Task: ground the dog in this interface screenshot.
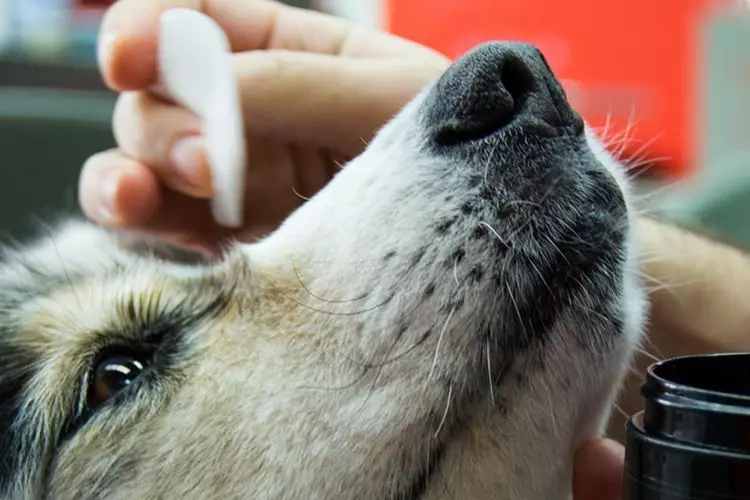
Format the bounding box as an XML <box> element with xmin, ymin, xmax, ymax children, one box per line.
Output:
<box><xmin>0</xmin><ymin>42</ymin><xmax>645</xmax><ymax>499</ymax></box>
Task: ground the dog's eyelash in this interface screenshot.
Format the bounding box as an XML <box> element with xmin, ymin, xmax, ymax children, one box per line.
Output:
<box><xmin>65</xmin><ymin>287</ymin><xmax>231</xmax><ymax>434</ymax></box>
<box><xmin>110</xmin><ymin>283</ymin><xmax>231</xmax><ymax>344</ymax></box>
<box><xmin>116</xmin><ymin>290</ymin><xmax>181</xmax><ymax>339</ymax></box>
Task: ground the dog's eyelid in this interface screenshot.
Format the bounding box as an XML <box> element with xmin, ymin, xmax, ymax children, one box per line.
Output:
<box><xmin>73</xmin><ymin>287</ymin><xmax>228</xmax><ymax>409</ymax></box>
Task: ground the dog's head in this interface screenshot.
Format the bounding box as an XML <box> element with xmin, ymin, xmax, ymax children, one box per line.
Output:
<box><xmin>0</xmin><ymin>42</ymin><xmax>645</xmax><ymax>499</ymax></box>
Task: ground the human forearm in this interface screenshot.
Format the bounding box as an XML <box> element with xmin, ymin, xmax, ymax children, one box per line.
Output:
<box><xmin>638</xmin><ymin>215</ymin><xmax>750</xmax><ymax>352</ymax></box>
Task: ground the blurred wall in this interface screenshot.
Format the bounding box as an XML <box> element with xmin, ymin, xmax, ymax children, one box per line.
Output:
<box><xmin>0</xmin><ymin>64</ymin><xmax>116</xmax><ymax>240</ymax></box>
<box><xmin>0</xmin><ymin>0</ymin><xmax>309</xmax><ymax>241</ymax></box>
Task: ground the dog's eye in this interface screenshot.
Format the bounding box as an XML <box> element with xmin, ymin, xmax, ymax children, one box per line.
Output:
<box><xmin>87</xmin><ymin>355</ymin><xmax>147</xmax><ymax>409</ymax></box>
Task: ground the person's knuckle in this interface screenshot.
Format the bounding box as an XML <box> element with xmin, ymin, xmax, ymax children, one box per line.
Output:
<box><xmin>235</xmin><ymin>51</ymin><xmax>285</xmax><ymax>98</ymax></box>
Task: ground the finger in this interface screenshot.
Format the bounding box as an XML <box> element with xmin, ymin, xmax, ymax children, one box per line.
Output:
<box><xmin>572</xmin><ymin>439</ymin><xmax>625</xmax><ymax>500</ymax></box>
<box><xmin>113</xmin><ymin>50</ymin><xmax>446</xmax><ymax>174</ymax></box>
<box><xmin>105</xmin><ymin>174</ymin><xmax>279</xmax><ymax>250</ymax></box>
<box><xmin>112</xmin><ymin>91</ymin><xmax>307</xmax><ymax>201</ymax></box>
<box><xmin>232</xmin><ymin>50</ymin><xmax>446</xmax><ymax>155</ymax></box>
<box><xmin>79</xmin><ymin>149</ymin><xmax>162</xmax><ymax>227</ymax></box>
<box><xmin>112</xmin><ymin>91</ymin><xmax>213</xmax><ymax>197</ymax></box>
<box><xmin>288</xmin><ymin>145</ymin><xmax>341</xmax><ymax>201</ymax></box>
<box><xmin>79</xmin><ymin>149</ymin><xmax>234</xmax><ymax>246</ymax></box>
<box><xmin>98</xmin><ymin>0</ymin><xmax>447</xmax><ymax>91</ymax></box>
<box><xmin>80</xmin><ymin>142</ymin><xmax>303</xmax><ymax>244</ymax></box>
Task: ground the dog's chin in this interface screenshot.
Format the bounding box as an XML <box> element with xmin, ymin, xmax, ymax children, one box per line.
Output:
<box><xmin>242</xmin><ymin>42</ymin><xmax>646</xmax><ymax>499</ymax></box>
<box><xmin>0</xmin><ymin>42</ymin><xmax>644</xmax><ymax>500</ymax></box>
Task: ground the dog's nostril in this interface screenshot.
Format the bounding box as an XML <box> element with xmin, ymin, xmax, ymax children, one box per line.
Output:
<box><xmin>499</xmin><ymin>56</ymin><xmax>536</xmax><ymax>115</ymax></box>
<box><xmin>430</xmin><ymin>50</ymin><xmax>538</xmax><ymax>146</ymax></box>
<box><xmin>425</xmin><ymin>42</ymin><xmax>580</xmax><ymax>146</ymax></box>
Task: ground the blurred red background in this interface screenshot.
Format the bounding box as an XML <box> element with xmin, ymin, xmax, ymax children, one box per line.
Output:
<box><xmin>386</xmin><ymin>0</ymin><xmax>737</xmax><ymax>180</ymax></box>
<box><xmin>76</xmin><ymin>0</ymin><xmax>116</xmax><ymax>8</ymax></box>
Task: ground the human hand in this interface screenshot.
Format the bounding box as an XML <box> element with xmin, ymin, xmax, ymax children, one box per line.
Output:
<box><xmin>573</xmin><ymin>438</ymin><xmax>625</xmax><ymax>500</ymax></box>
<box><xmin>79</xmin><ymin>0</ymin><xmax>450</xmax><ymax>248</ymax></box>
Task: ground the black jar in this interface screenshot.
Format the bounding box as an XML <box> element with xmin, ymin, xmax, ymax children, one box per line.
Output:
<box><xmin>624</xmin><ymin>353</ymin><xmax>750</xmax><ymax>499</ymax></box>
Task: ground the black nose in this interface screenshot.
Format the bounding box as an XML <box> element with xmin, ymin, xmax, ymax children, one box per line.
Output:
<box><xmin>423</xmin><ymin>42</ymin><xmax>583</xmax><ymax>146</ymax></box>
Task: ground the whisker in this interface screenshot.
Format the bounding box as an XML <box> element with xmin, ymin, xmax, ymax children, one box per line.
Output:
<box><xmin>43</xmin><ymin>224</ymin><xmax>82</xmax><ymax>309</ymax></box>
<box><xmin>506</xmin><ymin>282</ymin><xmax>528</xmax><ymax>344</ymax></box>
<box><xmin>291</xmin><ymin>185</ymin><xmax>311</xmax><ymax>201</ymax></box>
<box><xmin>478</xmin><ymin>221</ymin><xmax>509</xmax><ymax>246</ymax></box>
<box><xmin>611</xmin><ymin>402</ymin><xmax>631</xmax><ymax>422</ymax></box>
<box><xmin>276</xmin><ymin>291</ymin><xmax>392</xmax><ymax>317</ymax></box>
<box><xmin>634</xmin><ymin>345</ymin><xmax>661</xmax><ymax>363</ymax></box>
<box><xmin>624</xmin><ymin>132</ymin><xmax>665</xmax><ymax>166</ymax></box>
<box><xmin>453</xmin><ymin>256</ymin><xmax>461</xmax><ymax>287</ymax></box>
<box><xmin>428</xmin><ymin>307</ymin><xmax>456</xmax><ymax>380</ymax></box>
<box><xmin>545</xmin><ymin>382</ymin><xmax>560</xmax><ymax>438</ymax></box>
<box><xmin>527</xmin><ymin>256</ymin><xmax>553</xmax><ymax>298</ymax></box>
<box><xmin>483</xmin><ymin>136</ymin><xmax>503</xmax><ymax>187</ymax></box>
<box><xmin>434</xmin><ymin>383</ymin><xmax>453</xmax><ymax>438</ymax></box>
<box><xmin>259</xmin><ymin>270</ymin><xmax>393</xmax><ymax>316</ymax></box>
<box><xmin>291</xmin><ymin>260</ymin><xmax>369</xmax><ymax>304</ymax></box>
<box><xmin>543</xmin><ymin>234</ymin><xmax>572</xmax><ymax>268</ymax></box>
<box><xmin>486</xmin><ymin>340</ymin><xmax>496</xmax><ymax>407</ymax></box>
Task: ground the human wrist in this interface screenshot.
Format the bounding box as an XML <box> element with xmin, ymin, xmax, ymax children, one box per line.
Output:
<box><xmin>636</xmin><ymin>215</ymin><xmax>750</xmax><ymax>351</ymax></box>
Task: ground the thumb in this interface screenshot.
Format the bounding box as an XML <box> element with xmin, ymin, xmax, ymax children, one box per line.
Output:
<box><xmin>573</xmin><ymin>439</ymin><xmax>625</xmax><ymax>500</ymax></box>
<box><xmin>230</xmin><ymin>50</ymin><xmax>448</xmax><ymax>156</ymax></box>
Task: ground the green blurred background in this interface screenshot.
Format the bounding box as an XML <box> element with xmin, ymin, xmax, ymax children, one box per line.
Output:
<box><xmin>0</xmin><ymin>61</ymin><xmax>115</xmax><ymax>237</ymax></box>
<box><xmin>0</xmin><ymin>0</ymin><xmax>310</xmax><ymax>240</ymax></box>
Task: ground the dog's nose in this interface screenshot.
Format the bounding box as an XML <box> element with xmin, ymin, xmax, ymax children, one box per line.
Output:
<box><xmin>423</xmin><ymin>42</ymin><xmax>583</xmax><ymax>146</ymax></box>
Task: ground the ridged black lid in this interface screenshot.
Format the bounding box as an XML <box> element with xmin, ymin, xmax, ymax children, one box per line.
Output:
<box><xmin>624</xmin><ymin>353</ymin><xmax>750</xmax><ymax>500</ymax></box>
<box><xmin>641</xmin><ymin>353</ymin><xmax>750</xmax><ymax>453</ymax></box>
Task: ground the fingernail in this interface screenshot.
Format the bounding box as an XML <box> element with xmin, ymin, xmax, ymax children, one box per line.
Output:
<box><xmin>170</xmin><ymin>135</ymin><xmax>212</xmax><ymax>193</ymax></box>
<box><xmin>97</xmin><ymin>32</ymin><xmax>119</xmax><ymax>80</ymax></box>
<box><xmin>97</xmin><ymin>168</ymin><xmax>122</xmax><ymax>224</ymax></box>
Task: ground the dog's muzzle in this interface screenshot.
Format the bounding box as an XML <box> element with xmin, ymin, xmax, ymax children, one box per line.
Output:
<box><xmin>422</xmin><ymin>41</ymin><xmax>584</xmax><ymax>146</ymax></box>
